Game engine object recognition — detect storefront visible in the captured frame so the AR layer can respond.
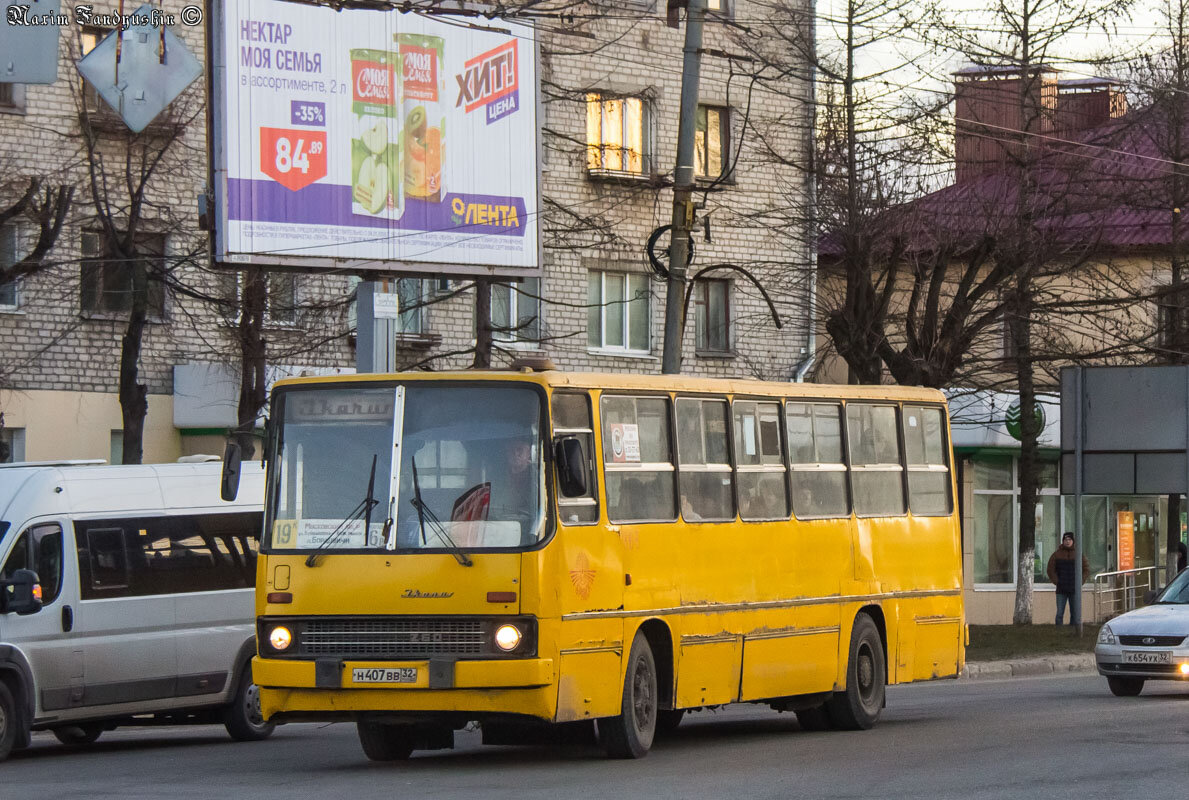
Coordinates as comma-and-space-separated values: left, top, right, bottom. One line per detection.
951, 391, 1182, 624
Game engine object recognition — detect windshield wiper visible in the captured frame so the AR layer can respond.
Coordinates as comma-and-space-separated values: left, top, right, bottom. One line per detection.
409, 455, 472, 567
305, 454, 381, 567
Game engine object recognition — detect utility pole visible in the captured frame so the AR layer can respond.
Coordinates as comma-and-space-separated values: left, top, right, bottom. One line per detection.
661, 0, 707, 375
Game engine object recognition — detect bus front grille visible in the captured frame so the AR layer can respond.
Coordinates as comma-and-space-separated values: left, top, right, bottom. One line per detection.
298, 618, 487, 659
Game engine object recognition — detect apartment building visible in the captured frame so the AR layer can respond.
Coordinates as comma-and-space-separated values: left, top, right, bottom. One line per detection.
0, 0, 815, 464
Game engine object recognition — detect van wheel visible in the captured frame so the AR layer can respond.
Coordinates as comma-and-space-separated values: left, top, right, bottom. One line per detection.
357, 722, 415, 761
223, 664, 276, 742
826, 614, 886, 731
0, 682, 16, 762
1107, 676, 1144, 697
52, 724, 105, 745
597, 632, 657, 759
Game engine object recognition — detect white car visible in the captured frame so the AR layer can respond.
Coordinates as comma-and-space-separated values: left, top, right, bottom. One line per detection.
1095, 570, 1189, 696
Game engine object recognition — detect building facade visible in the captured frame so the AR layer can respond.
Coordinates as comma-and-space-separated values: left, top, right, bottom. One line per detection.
0, 1, 815, 463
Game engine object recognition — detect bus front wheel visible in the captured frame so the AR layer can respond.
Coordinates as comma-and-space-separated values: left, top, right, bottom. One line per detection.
827, 614, 885, 731
357, 721, 416, 761
598, 632, 658, 759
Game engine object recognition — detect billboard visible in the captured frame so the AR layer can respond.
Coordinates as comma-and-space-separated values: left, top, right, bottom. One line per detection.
211, 0, 539, 276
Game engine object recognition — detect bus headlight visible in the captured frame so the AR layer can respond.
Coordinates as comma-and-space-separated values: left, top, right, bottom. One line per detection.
494, 624, 522, 652
269, 625, 293, 651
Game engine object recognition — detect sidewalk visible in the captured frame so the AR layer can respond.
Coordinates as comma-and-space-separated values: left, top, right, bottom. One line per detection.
961, 652, 1096, 680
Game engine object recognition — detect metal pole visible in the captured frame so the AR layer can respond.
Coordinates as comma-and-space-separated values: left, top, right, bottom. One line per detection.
1073, 365, 1084, 635
661, 0, 707, 375
355, 281, 394, 374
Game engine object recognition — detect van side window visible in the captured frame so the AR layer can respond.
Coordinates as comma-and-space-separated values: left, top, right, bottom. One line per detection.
903, 405, 952, 516
676, 397, 734, 521
80, 527, 131, 597
553, 392, 600, 525
601, 395, 676, 522
846, 403, 906, 517
1, 524, 64, 605
733, 400, 789, 521
786, 402, 850, 518
77, 514, 262, 598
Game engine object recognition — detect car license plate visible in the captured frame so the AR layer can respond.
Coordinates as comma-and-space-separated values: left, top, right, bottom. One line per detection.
352, 667, 418, 684
1122, 650, 1172, 664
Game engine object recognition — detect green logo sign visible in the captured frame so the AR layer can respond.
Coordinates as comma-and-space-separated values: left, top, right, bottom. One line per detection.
1005, 400, 1046, 441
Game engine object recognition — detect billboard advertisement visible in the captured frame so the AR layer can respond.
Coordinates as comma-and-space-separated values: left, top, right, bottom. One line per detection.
211, 0, 539, 276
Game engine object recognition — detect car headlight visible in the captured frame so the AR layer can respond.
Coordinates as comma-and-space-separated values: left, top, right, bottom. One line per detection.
269, 625, 293, 651
494, 624, 522, 652
1097, 624, 1115, 645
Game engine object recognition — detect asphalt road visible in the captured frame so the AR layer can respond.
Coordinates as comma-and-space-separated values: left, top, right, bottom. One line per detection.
6, 673, 1189, 799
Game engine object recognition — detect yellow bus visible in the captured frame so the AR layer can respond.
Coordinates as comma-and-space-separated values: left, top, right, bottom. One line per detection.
233, 366, 963, 761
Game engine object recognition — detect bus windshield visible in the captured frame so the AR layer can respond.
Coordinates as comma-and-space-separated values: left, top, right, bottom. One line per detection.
266, 383, 545, 554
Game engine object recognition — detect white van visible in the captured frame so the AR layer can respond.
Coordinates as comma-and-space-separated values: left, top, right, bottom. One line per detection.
0, 461, 272, 760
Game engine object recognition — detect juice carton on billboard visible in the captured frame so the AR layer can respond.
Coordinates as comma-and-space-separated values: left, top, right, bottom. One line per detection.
397, 33, 445, 204
350, 49, 404, 219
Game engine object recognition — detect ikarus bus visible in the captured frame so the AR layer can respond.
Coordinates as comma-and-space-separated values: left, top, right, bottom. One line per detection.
225, 365, 964, 761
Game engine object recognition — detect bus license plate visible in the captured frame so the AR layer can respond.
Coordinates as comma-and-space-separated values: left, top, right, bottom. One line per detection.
1122, 650, 1171, 664
352, 667, 418, 684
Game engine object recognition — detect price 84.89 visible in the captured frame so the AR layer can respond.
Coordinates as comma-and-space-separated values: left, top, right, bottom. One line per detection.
260, 127, 327, 192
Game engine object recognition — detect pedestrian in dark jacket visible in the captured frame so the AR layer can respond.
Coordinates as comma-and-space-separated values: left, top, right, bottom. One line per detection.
1047, 531, 1091, 625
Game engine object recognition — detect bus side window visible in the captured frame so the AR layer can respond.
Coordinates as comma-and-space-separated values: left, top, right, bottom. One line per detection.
903, 405, 953, 516
787, 402, 850, 518
601, 395, 676, 523
846, 403, 906, 517
733, 400, 789, 521
676, 397, 734, 521
552, 392, 599, 525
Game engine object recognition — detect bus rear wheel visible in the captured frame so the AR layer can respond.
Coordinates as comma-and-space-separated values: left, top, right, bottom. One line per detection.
598, 632, 657, 759
357, 722, 416, 761
827, 614, 885, 730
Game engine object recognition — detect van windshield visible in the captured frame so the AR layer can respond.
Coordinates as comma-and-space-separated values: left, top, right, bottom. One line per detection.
265, 383, 545, 554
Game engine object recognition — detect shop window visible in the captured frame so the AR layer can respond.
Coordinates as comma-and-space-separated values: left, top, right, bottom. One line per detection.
601, 395, 675, 522
786, 402, 849, 518
676, 397, 734, 521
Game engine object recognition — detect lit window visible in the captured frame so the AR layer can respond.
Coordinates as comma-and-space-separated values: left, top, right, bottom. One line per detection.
586, 93, 651, 175
587, 271, 650, 352
694, 279, 730, 353
695, 105, 729, 178
80, 27, 114, 114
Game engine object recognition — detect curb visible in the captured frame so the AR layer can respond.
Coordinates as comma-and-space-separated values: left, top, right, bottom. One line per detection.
961, 654, 1096, 680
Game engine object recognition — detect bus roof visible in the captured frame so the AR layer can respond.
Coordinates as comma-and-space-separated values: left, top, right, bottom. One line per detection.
271, 370, 947, 404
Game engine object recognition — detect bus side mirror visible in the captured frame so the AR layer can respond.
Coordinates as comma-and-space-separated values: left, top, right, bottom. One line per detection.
556, 437, 588, 498
221, 441, 242, 501
1, 569, 43, 616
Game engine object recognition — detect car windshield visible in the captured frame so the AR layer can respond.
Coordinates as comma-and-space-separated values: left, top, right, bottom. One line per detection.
1156, 569, 1189, 604
266, 383, 545, 553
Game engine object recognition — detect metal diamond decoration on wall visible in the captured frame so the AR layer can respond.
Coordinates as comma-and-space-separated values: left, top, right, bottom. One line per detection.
1, 0, 62, 84
76, 4, 202, 133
